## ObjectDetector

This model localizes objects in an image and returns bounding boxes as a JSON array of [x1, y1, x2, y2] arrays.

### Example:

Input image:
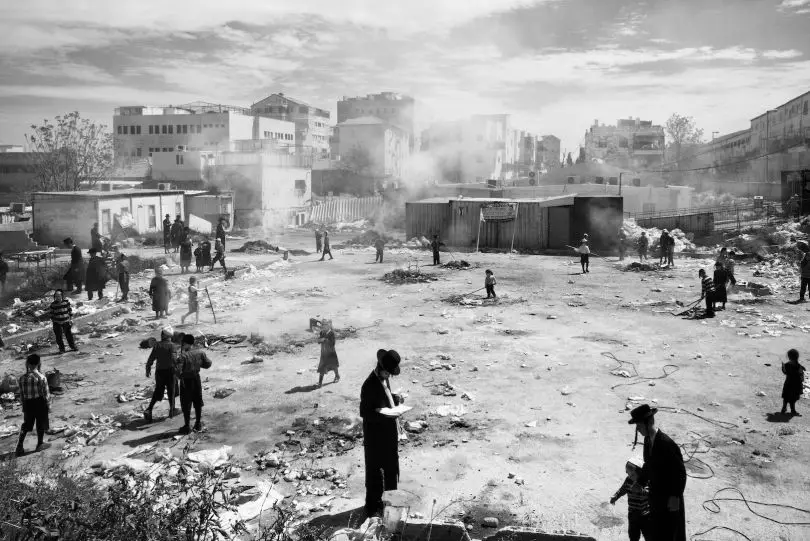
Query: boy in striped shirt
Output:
[[698, 268, 716, 318], [610, 456, 652, 541], [50, 289, 78, 353]]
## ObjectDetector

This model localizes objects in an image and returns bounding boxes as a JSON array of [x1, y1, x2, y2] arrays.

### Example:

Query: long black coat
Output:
[[85, 257, 108, 290], [360, 371, 401, 456], [66, 245, 85, 282], [642, 430, 687, 541]]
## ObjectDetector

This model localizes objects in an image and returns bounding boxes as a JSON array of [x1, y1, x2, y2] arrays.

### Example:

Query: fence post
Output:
[[736, 206, 740, 230]]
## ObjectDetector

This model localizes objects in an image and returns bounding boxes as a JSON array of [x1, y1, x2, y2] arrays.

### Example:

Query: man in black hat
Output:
[[163, 214, 172, 254], [360, 349, 405, 517], [62, 238, 85, 294], [628, 404, 687, 541]]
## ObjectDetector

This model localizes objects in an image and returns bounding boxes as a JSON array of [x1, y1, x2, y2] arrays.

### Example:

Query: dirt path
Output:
[[2, 240, 809, 540]]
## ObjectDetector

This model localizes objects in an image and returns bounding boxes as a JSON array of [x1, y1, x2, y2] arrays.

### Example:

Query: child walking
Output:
[[577, 239, 590, 273], [485, 269, 497, 298], [610, 457, 652, 541], [181, 276, 199, 325], [781, 348, 806, 416]]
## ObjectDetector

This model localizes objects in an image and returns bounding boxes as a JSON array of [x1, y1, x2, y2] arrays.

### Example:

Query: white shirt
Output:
[[578, 244, 590, 254]]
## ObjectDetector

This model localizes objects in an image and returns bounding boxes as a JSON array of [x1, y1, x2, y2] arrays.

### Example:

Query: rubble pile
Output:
[[441, 260, 472, 270], [622, 219, 697, 253], [253, 328, 358, 357], [752, 257, 800, 293], [233, 240, 279, 253], [622, 262, 660, 272], [343, 230, 401, 247], [382, 269, 438, 284], [52, 413, 125, 458], [405, 236, 433, 249]]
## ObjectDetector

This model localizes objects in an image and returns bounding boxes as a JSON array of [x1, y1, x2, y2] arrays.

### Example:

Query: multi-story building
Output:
[[422, 114, 512, 184], [251, 93, 332, 158], [538, 135, 561, 170], [337, 92, 415, 135], [584, 118, 665, 169], [0, 147, 37, 205], [335, 117, 410, 180], [516, 131, 537, 178], [113, 102, 295, 162], [708, 129, 752, 163]]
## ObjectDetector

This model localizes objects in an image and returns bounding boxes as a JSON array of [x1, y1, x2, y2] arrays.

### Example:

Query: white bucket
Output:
[[382, 504, 408, 533]]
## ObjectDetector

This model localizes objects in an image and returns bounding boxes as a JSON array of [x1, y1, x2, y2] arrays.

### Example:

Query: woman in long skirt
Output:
[[713, 261, 728, 310], [149, 267, 171, 319], [782, 348, 806, 415], [317, 320, 340, 387]]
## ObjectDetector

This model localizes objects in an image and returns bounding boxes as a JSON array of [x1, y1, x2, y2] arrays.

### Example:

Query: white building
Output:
[[113, 102, 295, 162]]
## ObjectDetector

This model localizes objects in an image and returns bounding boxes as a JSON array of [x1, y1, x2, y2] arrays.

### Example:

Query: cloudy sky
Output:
[[1, 0, 809, 153]]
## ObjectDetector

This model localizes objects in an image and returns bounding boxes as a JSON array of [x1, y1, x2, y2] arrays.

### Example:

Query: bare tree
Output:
[[665, 113, 704, 170], [339, 146, 373, 176], [25, 112, 114, 191]]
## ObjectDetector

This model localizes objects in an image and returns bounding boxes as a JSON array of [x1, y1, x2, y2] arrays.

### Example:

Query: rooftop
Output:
[[33, 189, 185, 198], [413, 195, 581, 205]]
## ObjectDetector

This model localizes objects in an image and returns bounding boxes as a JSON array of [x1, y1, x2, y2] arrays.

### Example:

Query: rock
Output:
[[524, 420, 537, 427], [546, 315, 557, 319], [404, 421, 425, 433], [514, 477, 525, 485], [507, 472, 515, 479], [482, 517, 499, 528]]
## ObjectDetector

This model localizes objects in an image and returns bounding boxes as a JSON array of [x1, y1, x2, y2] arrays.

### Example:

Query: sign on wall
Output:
[[481, 202, 518, 222]]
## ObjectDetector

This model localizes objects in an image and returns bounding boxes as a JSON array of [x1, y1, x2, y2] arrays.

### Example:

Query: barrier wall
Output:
[[309, 196, 384, 224]]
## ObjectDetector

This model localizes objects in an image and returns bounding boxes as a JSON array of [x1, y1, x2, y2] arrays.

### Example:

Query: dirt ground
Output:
[[2, 232, 810, 541]]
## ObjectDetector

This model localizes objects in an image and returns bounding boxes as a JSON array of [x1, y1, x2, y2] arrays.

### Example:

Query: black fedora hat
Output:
[[376, 349, 401, 375], [628, 404, 657, 425]]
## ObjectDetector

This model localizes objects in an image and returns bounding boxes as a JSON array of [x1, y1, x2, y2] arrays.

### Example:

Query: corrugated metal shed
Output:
[[406, 196, 577, 250]]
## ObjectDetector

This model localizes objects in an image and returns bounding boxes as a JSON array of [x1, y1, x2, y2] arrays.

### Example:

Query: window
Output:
[[136, 147, 142, 157], [294, 178, 307, 190], [176, 125, 181, 133], [149, 125, 154, 134], [162, 125, 167, 134], [162, 147, 168, 152], [182, 125, 188, 134], [805, 101, 809, 115], [117, 126, 123, 134], [101, 209, 112, 235], [196, 125, 201, 133], [149, 147, 153, 153], [136, 125, 141, 134], [175, 202, 182, 217], [168, 125, 174, 134], [176, 154, 184, 165], [148, 205, 157, 228]]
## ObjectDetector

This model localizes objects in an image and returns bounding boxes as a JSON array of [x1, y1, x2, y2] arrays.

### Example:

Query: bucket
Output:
[[46, 369, 64, 394], [381, 490, 414, 534]]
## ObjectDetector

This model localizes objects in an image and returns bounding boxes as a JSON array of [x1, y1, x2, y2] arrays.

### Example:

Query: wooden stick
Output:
[[204, 287, 217, 324]]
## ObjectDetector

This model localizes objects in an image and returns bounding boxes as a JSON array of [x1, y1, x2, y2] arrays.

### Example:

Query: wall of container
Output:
[[571, 196, 623, 252], [445, 200, 550, 251], [405, 201, 450, 240]]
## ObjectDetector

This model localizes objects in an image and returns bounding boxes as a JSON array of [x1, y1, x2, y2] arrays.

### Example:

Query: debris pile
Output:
[[53, 413, 124, 458], [382, 269, 438, 284], [405, 236, 433, 249], [623, 262, 661, 272], [441, 260, 472, 270], [751, 257, 800, 293], [343, 230, 401, 247], [233, 240, 279, 253], [622, 219, 697, 253]]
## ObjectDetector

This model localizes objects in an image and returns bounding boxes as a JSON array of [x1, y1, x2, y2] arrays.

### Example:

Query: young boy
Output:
[[181, 276, 199, 325], [16, 354, 51, 456], [175, 334, 212, 434], [485, 269, 497, 298], [117, 253, 130, 302], [577, 239, 590, 273], [699, 268, 716, 318], [637, 232, 649, 262], [610, 457, 652, 541]]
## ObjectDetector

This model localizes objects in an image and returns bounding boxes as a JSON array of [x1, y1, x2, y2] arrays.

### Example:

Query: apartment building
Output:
[[113, 102, 295, 162], [423, 114, 513, 183], [336, 116, 410, 179], [584, 118, 665, 169], [537, 135, 561, 169], [251, 93, 332, 158], [337, 92, 415, 135]]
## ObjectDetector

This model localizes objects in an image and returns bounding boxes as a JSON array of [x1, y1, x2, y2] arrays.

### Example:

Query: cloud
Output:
[[762, 49, 803, 59], [779, 0, 810, 7]]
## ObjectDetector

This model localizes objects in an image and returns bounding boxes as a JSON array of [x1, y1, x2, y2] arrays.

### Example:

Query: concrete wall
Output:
[[32, 193, 184, 247], [261, 165, 310, 210], [185, 193, 234, 231], [254, 116, 296, 144], [152, 151, 213, 182], [228, 114, 254, 142]]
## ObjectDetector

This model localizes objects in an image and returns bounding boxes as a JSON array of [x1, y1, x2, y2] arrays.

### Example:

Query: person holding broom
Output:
[[317, 320, 340, 387]]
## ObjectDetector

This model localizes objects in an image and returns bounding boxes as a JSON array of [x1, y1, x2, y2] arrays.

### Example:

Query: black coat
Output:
[[85, 257, 108, 290], [642, 430, 687, 541], [360, 371, 401, 454]]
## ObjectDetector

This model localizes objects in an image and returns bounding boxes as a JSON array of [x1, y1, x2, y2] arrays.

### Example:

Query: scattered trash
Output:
[[214, 388, 236, 399]]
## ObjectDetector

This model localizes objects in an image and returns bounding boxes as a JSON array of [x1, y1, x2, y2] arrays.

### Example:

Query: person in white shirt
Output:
[[578, 239, 591, 273]]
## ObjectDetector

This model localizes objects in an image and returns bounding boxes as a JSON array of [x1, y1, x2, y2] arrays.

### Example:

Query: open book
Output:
[[379, 404, 412, 417]]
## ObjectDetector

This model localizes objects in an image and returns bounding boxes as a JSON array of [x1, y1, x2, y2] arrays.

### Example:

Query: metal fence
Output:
[[625, 202, 783, 235]]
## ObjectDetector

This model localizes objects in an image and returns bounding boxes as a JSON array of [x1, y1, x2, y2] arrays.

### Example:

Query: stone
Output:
[[514, 477, 525, 485], [482, 517, 499, 528]]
